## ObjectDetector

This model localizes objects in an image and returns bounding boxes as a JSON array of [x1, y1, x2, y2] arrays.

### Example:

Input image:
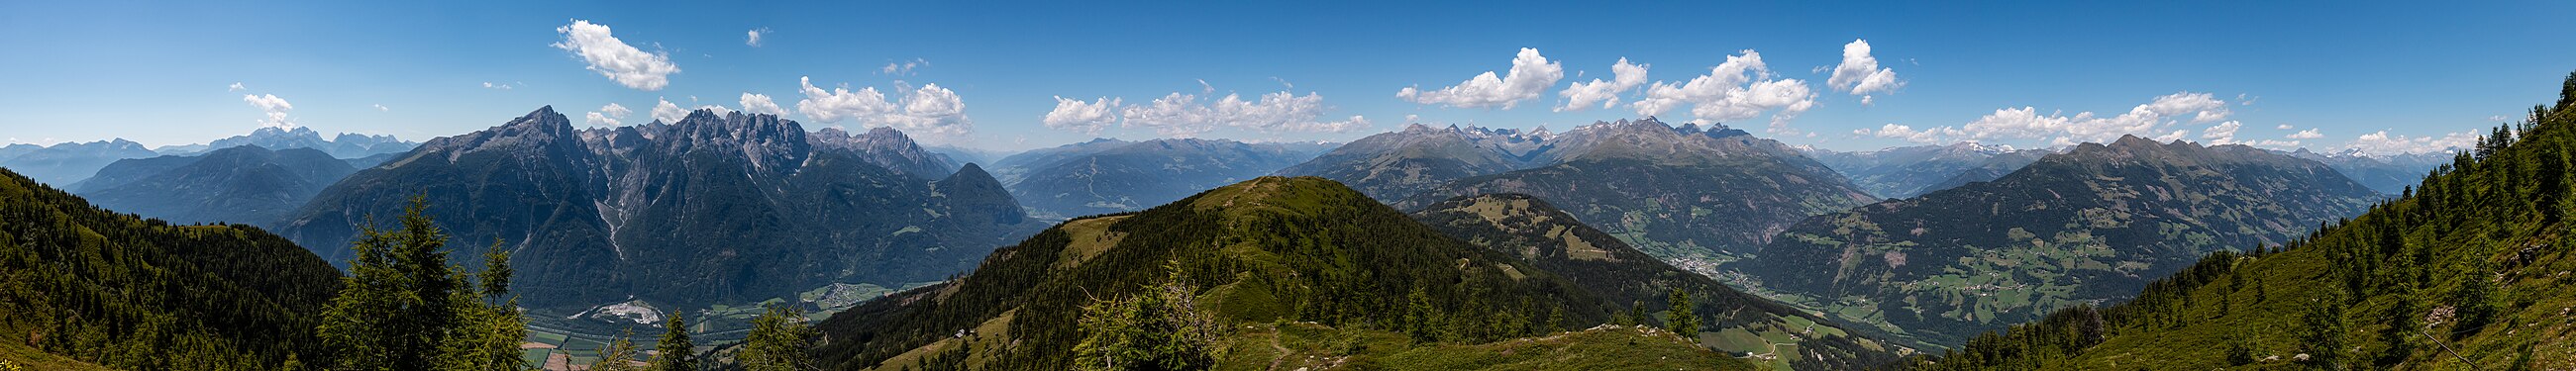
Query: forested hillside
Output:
[[1910, 72, 2576, 370], [0, 168, 345, 369]]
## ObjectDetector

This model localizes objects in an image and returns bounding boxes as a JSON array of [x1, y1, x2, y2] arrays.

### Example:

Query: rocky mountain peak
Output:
[[410, 106, 582, 163], [809, 126, 955, 178]]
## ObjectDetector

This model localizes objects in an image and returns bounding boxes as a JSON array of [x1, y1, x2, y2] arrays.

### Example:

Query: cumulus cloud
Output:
[[1038, 84, 1369, 138], [2288, 128, 2324, 139], [2200, 121, 2241, 141], [652, 97, 688, 124], [746, 28, 769, 46], [1042, 96, 1121, 135], [792, 76, 973, 138], [740, 93, 789, 116], [373, 104, 390, 112], [795, 76, 898, 123], [1556, 57, 1649, 112], [482, 82, 515, 90], [1827, 39, 1903, 102], [1631, 50, 1817, 134], [1862, 92, 2235, 145], [228, 82, 245, 92], [1119, 91, 1369, 137], [2277, 124, 2295, 130], [1857, 124, 1963, 143], [880, 58, 929, 76], [586, 102, 632, 127], [2341, 130, 2476, 156], [553, 20, 680, 91], [242, 94, 294, 128], [1398, 47, 1565, 109]]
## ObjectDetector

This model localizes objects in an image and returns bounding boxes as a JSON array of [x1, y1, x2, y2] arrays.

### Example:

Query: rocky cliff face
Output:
[[279, 106, 1038, 310]]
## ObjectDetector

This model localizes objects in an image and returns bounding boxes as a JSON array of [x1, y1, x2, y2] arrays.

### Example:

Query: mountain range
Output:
[[997, 138, 1333, 220], [70, 145, 359, 227], [271, 107, 1039, 314], [1365, 119, 1880, 268], [0, 139, 157, 185], [1919, 77, 2575, 370], [1805, 142, 2056, 199], [2282, 147, 2452, 194], [152, 126, 418, 159], [1737, 136, 2381, 347]]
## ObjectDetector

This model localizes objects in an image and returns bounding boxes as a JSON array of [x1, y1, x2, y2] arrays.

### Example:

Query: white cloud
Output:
[[2277, 124, 2294, 130], [879, 58, 929, 76], [228, 82, 245, 92], [1556, 57, 1649, 112], [746, 28, 770, 46], [2200, 121, 2241, 141], [586, 102, 632, 127], [2489, 115, 2511, 122], [242, 94, 294, 129], [1859, 124, 1963, 143], [552, 20, 681, 91], [1398, 47, 1565, 109], [1404, 114, 1419, 123], [1826, 39, 1903, 102], [2340, 130, 2476, 156], [1046, 84, 1369, 138], [1042, 96, 1121, 136], [372, 104, 390, 112], [739, 93, 789, 116], [652, 97, 688, 124], [1630, 50, 1817, 132], [1863, 91, 2235, 145], [1196, 79, 1214, 94], [2288, 128, 2323, 139], [1119, 91, 1369, 137], [794, 76, 897, 123], [482, 82, 515, 90], [791, 76, 973, 138]]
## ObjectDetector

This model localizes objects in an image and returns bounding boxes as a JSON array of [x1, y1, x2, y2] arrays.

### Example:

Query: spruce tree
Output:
[[741, 305, 816, 371], [653, 314, 696, 371], [317, 196, 526, 371], [1665, 289, 1699, 338], [592, 328, 645, 371]]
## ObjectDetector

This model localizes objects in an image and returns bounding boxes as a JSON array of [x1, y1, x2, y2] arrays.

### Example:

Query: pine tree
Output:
[[653, 314, 696, 371], [592, 328, 645, 371], [1665, 289, 1699, 338], [741, 305, 816, 371]]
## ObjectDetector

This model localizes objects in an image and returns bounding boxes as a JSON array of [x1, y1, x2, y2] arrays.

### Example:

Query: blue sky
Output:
[[3, 1, 2570, 153]]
